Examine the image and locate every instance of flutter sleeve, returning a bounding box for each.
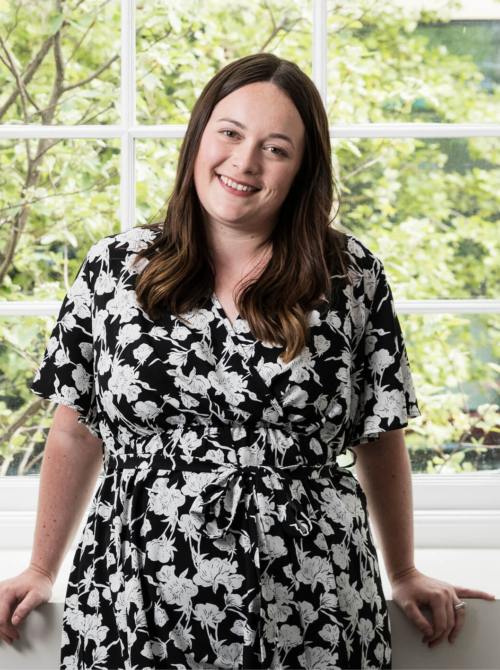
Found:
[348,253,421,448]
[30,248,102,439]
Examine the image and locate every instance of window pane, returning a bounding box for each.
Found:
[326,0,500,124]
[136,138,182,225]
[0,138,120,300]
[136,0,313,125]
[0,0,121,126]
[397,312,500,474]
[332,136,500,299]
[4,311,498,476]
[1,315,61,477]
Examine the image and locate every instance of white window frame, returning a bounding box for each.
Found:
[0,0,499,548]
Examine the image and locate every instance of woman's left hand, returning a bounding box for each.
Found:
[390,566,496,648]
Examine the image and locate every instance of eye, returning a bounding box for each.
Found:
[219,130,287,157]
[267,146,286,157]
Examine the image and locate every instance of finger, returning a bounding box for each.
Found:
[429,596,455,648]
[10,590,40,628]
[424,592,448,643]
[449,600,466,644]
[1,622,21,641]
[404,602,434,637]
[0,631,14,645]
[0,621,20,641]
[1,625,21,641]
[453,588,496,600]
[0,591,20,641]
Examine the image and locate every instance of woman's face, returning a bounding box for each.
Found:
[193,81,306,237]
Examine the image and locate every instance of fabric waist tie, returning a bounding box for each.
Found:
[105,455,356,539]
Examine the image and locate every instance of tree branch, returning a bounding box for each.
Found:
[0,32,30,126]
[0,396,47,453]
[62,53,119,92]
[65,0,114,65]
[0,170,119,215]
[0,35,54,121]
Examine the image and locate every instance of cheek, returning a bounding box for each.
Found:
[202,140,227,171]
[267,177,293,202]
[195,137,221,174]
[270,167,297,195]
[282,167,299,190]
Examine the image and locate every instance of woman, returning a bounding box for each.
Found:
[1,53,495,669]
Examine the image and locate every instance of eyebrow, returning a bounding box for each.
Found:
[216,117,295,148]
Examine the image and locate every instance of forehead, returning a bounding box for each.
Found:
[210,82,303,131]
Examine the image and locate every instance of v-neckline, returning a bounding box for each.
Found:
[211,292,241,330]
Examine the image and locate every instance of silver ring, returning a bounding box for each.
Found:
[454,601,466,611]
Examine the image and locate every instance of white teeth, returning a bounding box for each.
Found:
[218,174,257,192]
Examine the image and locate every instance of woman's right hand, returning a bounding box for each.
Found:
[0,564,54,645]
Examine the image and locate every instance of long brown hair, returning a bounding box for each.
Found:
[132,53,353,364]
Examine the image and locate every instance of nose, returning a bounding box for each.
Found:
[231,143,260,175]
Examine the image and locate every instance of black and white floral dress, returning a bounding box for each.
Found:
[30,225,421,670]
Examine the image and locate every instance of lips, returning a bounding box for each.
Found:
[216,173,261,190]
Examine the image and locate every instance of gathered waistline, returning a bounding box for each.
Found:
[104,453,357,479]
[102,452,359,541]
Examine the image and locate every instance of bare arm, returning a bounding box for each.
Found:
[351,428,416,585]
[29,404,104,584]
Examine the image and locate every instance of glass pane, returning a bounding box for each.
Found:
[4,310,498,476]
[0,138,120,301]
[136,0,313,125]
[397,312,500,474]
[326,0,500,124]
[0,0,120,126]
[331,136,500,299]
[1,315,62,477]
[136,138,182,225]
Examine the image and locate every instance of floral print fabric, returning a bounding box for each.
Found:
[30,226,421,669]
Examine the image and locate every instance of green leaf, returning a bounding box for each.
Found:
[81,172,93,190]
[49,12,64,35]
[62,230,78,248]
[449,451,465,463]
[168,9,182,34]
[18,325,40,349]
[142,73,162,92]
[488,362,500,374]
[39,233,58,245]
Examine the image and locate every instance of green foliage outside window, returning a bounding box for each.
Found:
[0,0,499,475]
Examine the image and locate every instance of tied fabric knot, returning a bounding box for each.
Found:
[189,463,314,539]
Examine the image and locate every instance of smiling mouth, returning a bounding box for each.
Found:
[216,173,261,192]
